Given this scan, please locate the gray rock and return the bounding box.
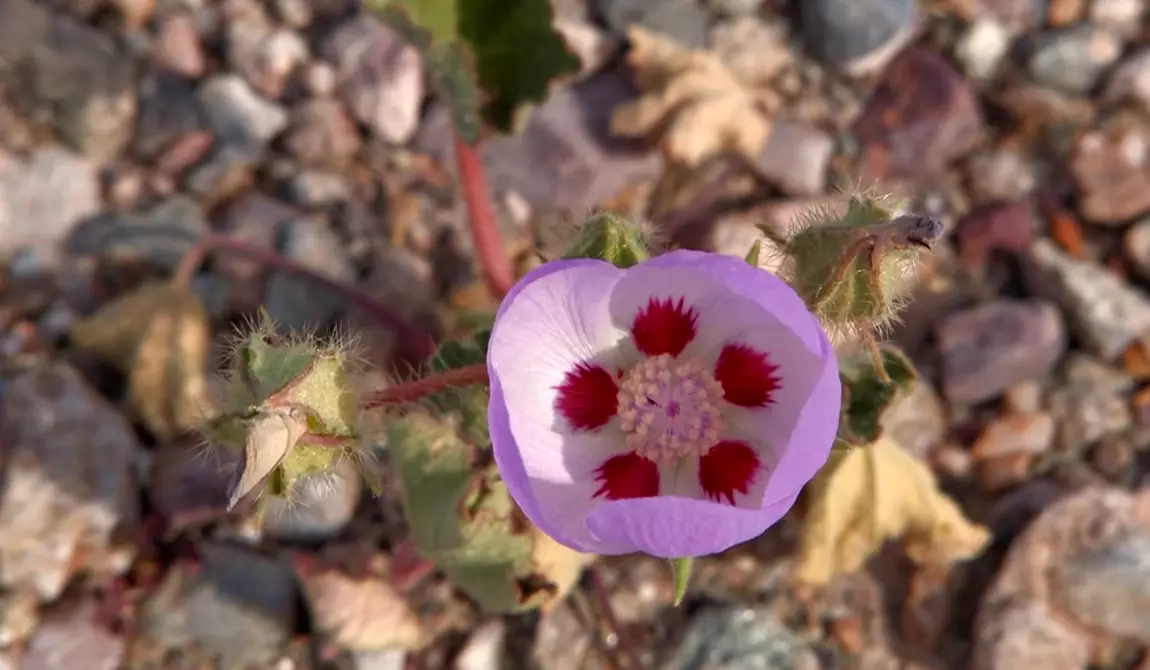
[66,195,208,270]
[1049,355,1134,454]
[598,0,709,48]
[133,70,206,160]
[0,0,52,81]
[283,98,363,168]
[1104,48,1150,112]
[1054,533,1150,640]
[183,145,257,200]
[751,120,833,196]
[1090,0,1146,39]
[938,299,1066,404]
[0,147,100,257]
[287,169,352,207]
[1028,25,1121,95]
[1022,238,1150,359]
[226,2,308,99]
[322,15,424,144]
[667,607,820,670]
[800,0,917,75]
[6,16,137,161]
[141,542,297,669]
[0,363,140,601]
[198,73,288,154]
[263,214,356,332]
[21,601,124,670]
[956,16,1013,80]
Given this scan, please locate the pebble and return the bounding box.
[879,379,949,458]
[966,0,1047,32]
[667,607,820,670]
[1070,112,1150,224]
[133,70,207,160]
[214,193,302,305]
[1103,48,1150,112]
[301,61,338,97]
[322,14,424,144]
[263,214,356,332]
[751,120,834,196]
[7,16,137,161]
[228,14,309,99]
[799,0,917,76]
[710,16,793,85]
[140,542,298,669]
[0,147,101,258]
[955,201,1037,269]
[1124,217,1150,280]
[852,47,983,183]
[148,435,237,528]
[531,604,595,670]
[956,16,1013,80]
[1089,0,1146,39]
[20,601,124,670]
[287,169,352,207]
[283,98,363,168]
[454,620,505,670]
[971,413,1056,490]
[0,363,140,601]
[65,195,208,271]
[152,12,206,77]
[938,299,1067,404]
[965,147,1039,203]
[1022,238,1150,360]
[1027,25,1121,95]
[597,0,709,48]
[198,73,289,155]
[1048,355,1134,454]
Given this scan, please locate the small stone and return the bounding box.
[301,61,338,97]
[1004,380,1044,414]
[0,363,140,601]
[271,0,313,27]
[1028,25,1121,95]
[283,98,362,168]
[183,145,257,204]
[1090,0,1146,39]
[287,170,351,206]
[710,17,793,85]
[800,0,918,76]
[880,379,949,459]
[263,215,356,332]
[853,47,983,184]
[228,13,309,99]
[21,601,124,670]
[1070,113,1150,224]
[1048,354,1134,454]
[971,413,1056,490]
[140,542,298,669]
[133,70,207,160]
[938,299,1066,404]
[751,120,833,196]
[667,607,821,670]
[966,0,1047,32]
[531,601,595,670]
[454,620,506,670]
[323,15,424,144]
[66,195,208,271]
[148,436,236,528]
[1125,217,1150,280]
[956,16,1012,80]
[955,201,1037,269]
[965,147,1039,203]
[1047,0,1087,25]
[0,147,101,257]
[7,17,137,161]
[1103,48,1150,112]
[1091,436,1134,481]
[597,0,709,48]
[1022,238,1150,359]
[198,73,289,154]
[152,13,206,77]
[214,193,300,301]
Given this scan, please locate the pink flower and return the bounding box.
[487,250,840,557]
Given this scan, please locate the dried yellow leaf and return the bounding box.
[794,436,991,586]
[298,562,424,652]
[70,280,214,440]
[529,525,595,614]
[610,25,771,167]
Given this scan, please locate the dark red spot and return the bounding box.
[631,297,698,357]
[699,441,762,505]
[714,343,781,407]
[593,452,660,500]
[555,362,619,430]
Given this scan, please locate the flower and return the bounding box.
[487,250,841,558]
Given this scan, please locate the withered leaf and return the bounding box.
[227,406,309,510]
[610,25,771,167]
[70,280,213,440]
[296,560,424,652]
[795,436,991,586]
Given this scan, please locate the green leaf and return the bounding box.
[369,0,456,45]
[745,239,763,266]
[669,557,693,606]
[838,344,917,444]
[457,0,581,133]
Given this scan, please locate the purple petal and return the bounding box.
[585,491,801,557]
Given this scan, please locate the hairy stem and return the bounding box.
[588,565,640,670]
[453,128,514,299]
[360,363,489,409]
[174,234,435,359]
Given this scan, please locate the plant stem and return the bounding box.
[174,234,435,359]
[588,565,640,670]
[360,362,489,409]
[453,128,514,299]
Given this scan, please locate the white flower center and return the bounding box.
[617,354,726,464]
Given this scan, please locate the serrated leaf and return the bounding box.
[838,344,917,444]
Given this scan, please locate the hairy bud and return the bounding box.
[560,212,655,268]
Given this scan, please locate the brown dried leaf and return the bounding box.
[297,561,424,651]
[530,526,595,614]
[795,437,991,586]
[609,25,771,167]
[70,281,213,440]
[227,406,309,510]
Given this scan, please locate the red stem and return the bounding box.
[360,362,489,409]
[453,129,514,299]
[174,234,435,359]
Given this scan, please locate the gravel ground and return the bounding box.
[3,0,1150,668]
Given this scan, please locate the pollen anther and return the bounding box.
[617,354,726,464]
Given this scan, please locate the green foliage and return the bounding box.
[370,0,580,142]
[561,212,652,268]
[837,344,917,445]
[670,557,693,606]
